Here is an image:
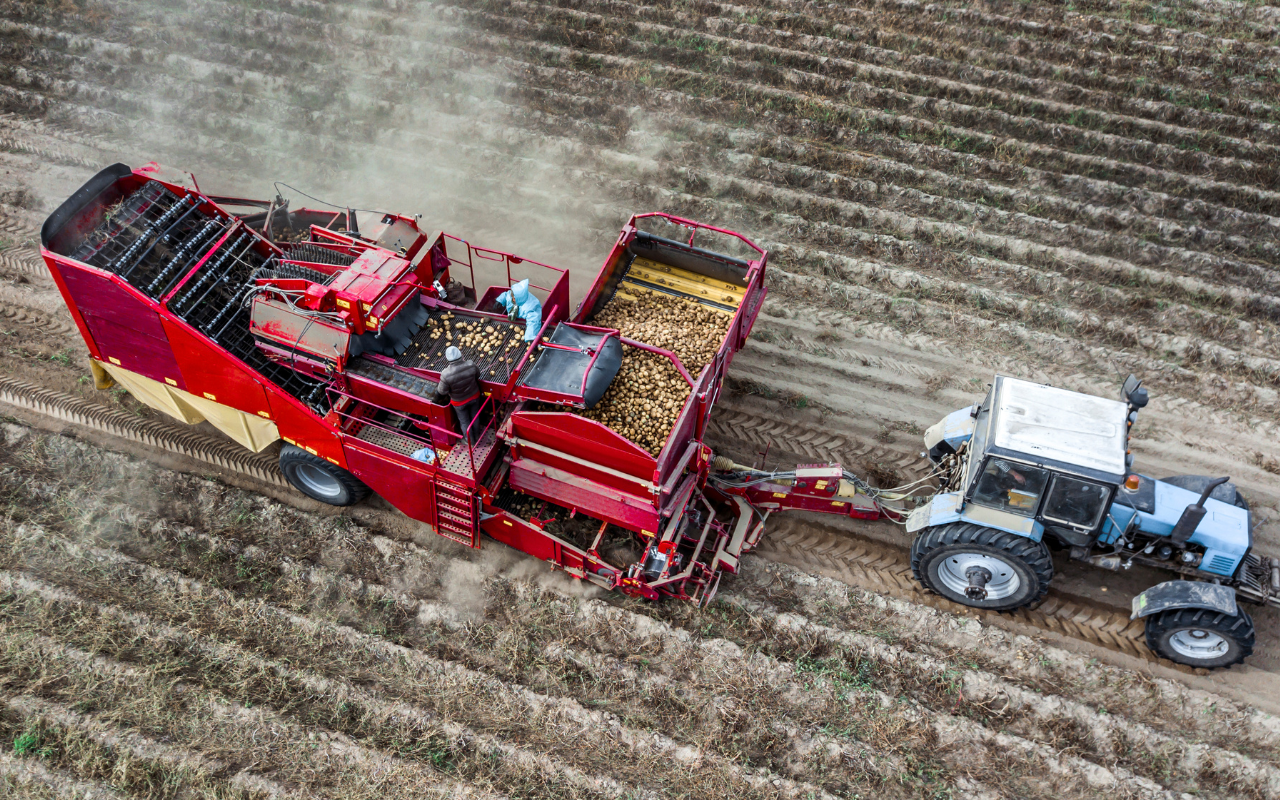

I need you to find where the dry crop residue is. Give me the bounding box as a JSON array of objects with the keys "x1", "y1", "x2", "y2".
[{"x1": 1, "y1": 423, "x2": 1279, "y2": 799}]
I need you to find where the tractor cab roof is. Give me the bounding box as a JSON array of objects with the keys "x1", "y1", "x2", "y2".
[{"x1": 983, "y1": 375, "x2": 1129, "y2": 484}]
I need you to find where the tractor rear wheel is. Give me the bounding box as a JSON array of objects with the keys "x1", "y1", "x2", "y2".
[
  {"x1": 911, "y1": 523, "x2": 1053, "y2": 611},
  {"x1": 279, "y1": 445, "x2": 370, "y2": 506},
  {"x1": 1145, "y1": 608, "x2": 1255, "y2": 669}
]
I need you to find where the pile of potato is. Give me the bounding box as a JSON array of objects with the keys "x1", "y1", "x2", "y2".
[
  {"x1": 593, "y1": 292, "x2": 730, "y2": 378},
  {"x1": 417, "y1": 312, "x2": 522, "y2": 370},
  {"x1": 581, "y1": 347, "x2": 692, "y2": 455}
]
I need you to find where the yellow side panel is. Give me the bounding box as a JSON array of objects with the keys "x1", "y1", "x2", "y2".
[
  {"x1": 614, "y1": 281, "x2": 734, "y2": 317},
  {"x1": 629, "y1": 258, "x2": 745, "y2": 307},
  {"x1": 96, "y1": 360, "x2": 280, "y2": 452}
]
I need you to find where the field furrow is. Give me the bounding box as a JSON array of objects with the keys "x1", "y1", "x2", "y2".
[
  {"x1": 6, "y1": 36, "x2": 1280, "y2": 408},
  {"x1": 2, "y1": 425, "x2": 1278, "y2": 797},
  {"x1": 1, "y1": 0, "x2": 1279, "y2": 788}
]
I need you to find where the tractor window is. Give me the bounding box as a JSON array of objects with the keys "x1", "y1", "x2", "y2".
[
  {"x1": 1042, "y1": 475, "x2": 1109, "y2": 530},
  {"x1": 970, "y1": 459, "x2": 1049, "y2": 517}
]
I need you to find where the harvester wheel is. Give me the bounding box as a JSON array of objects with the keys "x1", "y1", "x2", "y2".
[
  {"x1": 279, "y1": 445, "x2": 370, "y2": 506},
  {"x1": 1145, "y1": 608, "x2": 1255, "y2": 669},
  {"x1": 911, "y1": 523, "x2": 1053, "y2": 611}
]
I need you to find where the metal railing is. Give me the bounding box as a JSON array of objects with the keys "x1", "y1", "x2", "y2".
[
  {"x1": 438, "y1": 233, "x2": 570, "y2": 319},
  {"x1": 327, "y1": 387, "x2": 499, "y2": 478}
]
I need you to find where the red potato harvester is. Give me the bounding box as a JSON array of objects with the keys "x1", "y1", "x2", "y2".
[{"x1": 39, "y1": 163, "x2": 911, "y2": 604}]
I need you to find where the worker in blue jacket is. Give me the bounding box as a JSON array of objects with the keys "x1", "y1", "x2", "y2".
[{"x1": 497, "y1": 278, "x2": 543, "y2": 341}]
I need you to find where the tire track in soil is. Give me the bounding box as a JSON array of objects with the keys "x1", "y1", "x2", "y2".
[
  {"x1": 0, "y1": 302, "x2": 74, "y2": 338},
  {"x1": 755, "y1": 516, "x2": 1163, "y2": 666}
]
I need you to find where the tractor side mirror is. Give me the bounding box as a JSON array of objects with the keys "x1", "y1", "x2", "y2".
[
  {"x1": 1122, "y1": 374, "x2": 1148, "y2": 409},
  {"x1": 1170, "y1": 476, "x2": 1229, "y2": 546}
]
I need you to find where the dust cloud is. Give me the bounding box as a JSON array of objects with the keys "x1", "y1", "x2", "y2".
[{"x1": 94, "y1": 0, "x2": 631, "y2": 309}]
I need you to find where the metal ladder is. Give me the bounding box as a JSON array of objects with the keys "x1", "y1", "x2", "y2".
[{"x1": 435, "y1": 478, "x2": 480, "y2": 547}]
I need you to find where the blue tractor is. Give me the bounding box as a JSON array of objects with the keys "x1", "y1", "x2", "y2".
[{"x1": 908, "y1": 374, "x2": 1277, "y2": 669}]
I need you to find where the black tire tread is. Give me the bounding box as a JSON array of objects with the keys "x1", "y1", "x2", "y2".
[
  {"x1": 279, "y1": 444, "x2": 371, "y2": 506},
  {"x1": 1144, "y1": 607, "x2": 1255, "y2": 669},
  {"x1": 910, "y1": 522, "x2": 1054, "y2": 610}
]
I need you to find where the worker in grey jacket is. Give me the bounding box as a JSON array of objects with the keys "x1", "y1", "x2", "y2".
[{"x1": 432, "y1": 346, "x2": 486, "y2": 443}]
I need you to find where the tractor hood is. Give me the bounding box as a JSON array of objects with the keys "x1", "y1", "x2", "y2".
[{"x1": 1138, "y1": 479, "x2": 1251, "y2": 577}]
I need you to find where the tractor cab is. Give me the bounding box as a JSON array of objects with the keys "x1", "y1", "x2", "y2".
[{"x1": 917, "y1": 375, "x2": 1130, "y2": 549}]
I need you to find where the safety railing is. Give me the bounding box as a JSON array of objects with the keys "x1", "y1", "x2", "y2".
[
  {"x1": 328, "y1": 387, "x2": 502, "y2": 479},
  {"x1": 630, "y1": 212, "x2": 767, "y2": 260},
  {"x1": 459, "y1": 394, "x2": 500, "y2": 477},
  {"x1": 327, "y1": 388, "x2": 440, "y2": 458},
  {"x1": 438, "y1": 233, "x2": 571, "y2": 322}
]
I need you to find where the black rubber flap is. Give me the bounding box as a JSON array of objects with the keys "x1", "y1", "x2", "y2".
[
  {"x1": 520, "y1": 323, "x2": 622, "y2": 408},
  {"x1": 41, "y1": 163, "x2": 133, "y2": 249}
]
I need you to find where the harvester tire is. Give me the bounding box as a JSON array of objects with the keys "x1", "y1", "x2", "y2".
[
  {"x1": 911, "y1": 523, "x2": 1053, "y2": 611},
  {"x1": 279, "y1": 444, "x2": 370, "y2": 506},
  {"x1": 1145, "y1": 608, "x2": 1255, "y2": 669}
]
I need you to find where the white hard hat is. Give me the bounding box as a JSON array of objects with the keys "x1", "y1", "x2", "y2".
[{"x1": 445, "y1": 345, "x2": 462, "y2": 362}]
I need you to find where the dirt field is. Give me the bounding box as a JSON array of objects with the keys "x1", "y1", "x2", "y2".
[{"x1": 1, "y1": 0, "x2": 1280, "y2": 795}]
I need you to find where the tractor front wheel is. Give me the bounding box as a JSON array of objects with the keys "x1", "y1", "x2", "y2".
[
  {"x1": 911, "y1": 523, "x2": 1053, "y2": 611},
  {"x1": 279, "y1": 445, "x2": 370, "y2": 506},
  {"x1": 1145, "y1": 608, "x2": 1255, "y2": 669}
]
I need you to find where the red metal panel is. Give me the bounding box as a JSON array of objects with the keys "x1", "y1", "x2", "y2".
[
  {"x1": 514, "y1": 440, "x2": 652, "y2": 500},
  {"x1": 344, "y1": 372, "x2": 445, "y2": 421},
  {"x1": 483, "y1": 512, "x2": 559, "y2": 562},
  {"x1": 58, "y1": 265, "x2": 169, "y2": 338},
  {"x1": 161, "y1": 317, "x2": 271, "y2": 416},
  {"x1": 510, "y1": 412, "x2": 655, "y2": 478},
  {"x1": 481, "y1": 511, "x2": 622, "y2": 586},
  {"x1": 510, "y1": 458, "x2": 660, "y2": 535},
  {"x1": 56, "y1": 263, "x2": 185, "y2": 388},
  {"x1": 42, "y1": 254, "x2": 102, "y2": 360},
  {"x1": 655, "y1": 380, "x2": 703, "y2": 488},
  {"x1": 85, "y1": 315, "x2": 185, "y2": 389},
  {"x1": 342, "y1": 441, "x2": 435, "y2": 525},
  {"x1": 742, "y1": 483, "x2": 881, "y2": 519},
  {"x1": 268, "y1": 390, "x2": 346, "y2": 468}
]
